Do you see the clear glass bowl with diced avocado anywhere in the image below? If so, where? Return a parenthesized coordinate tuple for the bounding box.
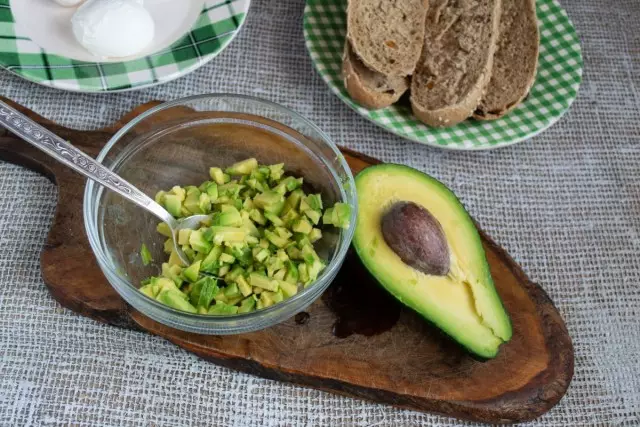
(139, 157, 352, 315)
(83, 94, 357, 334)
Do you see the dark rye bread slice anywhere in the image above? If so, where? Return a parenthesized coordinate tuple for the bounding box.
(411, 0, 502, 127)
(342, 43, 410, 109)
(474, 0, 539, 120)
(347, 0, 428, 77)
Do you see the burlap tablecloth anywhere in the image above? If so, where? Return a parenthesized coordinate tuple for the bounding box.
(1, 0, 639, 425)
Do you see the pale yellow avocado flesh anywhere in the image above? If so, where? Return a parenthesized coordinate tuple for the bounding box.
(353, 164, 512, 358)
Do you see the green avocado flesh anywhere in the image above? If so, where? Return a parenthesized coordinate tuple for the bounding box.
(353, 164, 512, 358)
(139, 158, 352, 316)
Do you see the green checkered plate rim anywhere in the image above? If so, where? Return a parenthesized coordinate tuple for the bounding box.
(0, 0, 249, 92)
(303, 0, 583, 150)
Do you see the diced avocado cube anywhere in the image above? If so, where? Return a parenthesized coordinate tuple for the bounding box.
(246, 178, 264, 192)
(163, 238, 174, 254)
(292, 218, 313, 235)
(219, 253, 235, 264)
(164, 194, 183, 217)
(213, 196, 230, 205)
(286, 245, 302, 260)
(226, 295, 244, 306)
(273, 176, 301, 195)
(305, 194, 323, 211)
(212, 207, 242, 227)
(266, 257, 284, 277)
(199, 193, 211, 213)
(238, 296, 257, 313)
(156, 222, 172, 238)
(253, 191, 283, 210)
(156, 289, 197, 313)
(209, 167, 230, 185)
(299, 198, 311, 213)
(183, 188, 202, 213)
(309, 228, 322, 243)
(284, 261, 299, 284)
(218, 265, 230, 277)
(218, 183, 244, 198)
(241, 214, 260, 237)
(189, 230, 212, 254)
(224, 283, 241, 298)
(201, 245, 223, 272)
(274, 227, 292, 240)
(208, 301, 239, 315)
(268, 163, 284, 181)
(196, 277, 219, 309)
(205, 182, 218, 201)
(236, 275, 252, 296)
(259, 239, 270, 249)
(183, 246, 196, 262)
(298, 263, 309, 283)
(264, 212, 284, 226)
(169, 186, 186, 201)
(152, 277, 180, 293)
(253, 248, 270, 263)
(280, 209, 300, 227)
(253, 287, 263, 295)
(139, 284, 156, 298)
(272, 290, 284, 303)
(198, 306, 208, 314)
(265, 230, 288, 248)
(182, 260, 201, 282)
(226, 158, 258, 175)
(168, 249, 185, 267)
(304, 209, 321, 225)
(294, 233, 312, 248)
(249, 209, 267, 225)
(162, 263, 183, 286)
(273, 269, 286, 281)
(307, 259, 325, 282)
(301, 244, 319, 265)
(209, 226, 246, 245)
(281, 189, 304, 216)
(243, 198, 254, 210)
(334, 203, 352, 228)
(323, 207, 334, 225)
(276, 249, 289, 262)
(259, 291, 275, 308)
(155, 190, 166, 204)
(278, 280, 298, 298)
(225, 266, 243, 282)
(249, 273, 279, 291)
(263, 200, 285, 215)
(178, 229, 192, 246)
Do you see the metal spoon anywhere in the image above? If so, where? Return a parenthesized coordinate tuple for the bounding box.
(0, 100, 207, 266)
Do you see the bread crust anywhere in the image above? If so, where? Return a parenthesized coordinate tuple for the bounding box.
(343, 44, 409, 110)
(473, 0, 539, 120)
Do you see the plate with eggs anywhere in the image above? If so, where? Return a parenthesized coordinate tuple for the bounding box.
(0, 0, 250, 92)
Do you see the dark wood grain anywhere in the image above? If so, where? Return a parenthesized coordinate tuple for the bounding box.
(0, 97, 573, 424)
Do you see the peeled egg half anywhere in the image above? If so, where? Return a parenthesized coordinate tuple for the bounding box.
(71, 0, 155, 58)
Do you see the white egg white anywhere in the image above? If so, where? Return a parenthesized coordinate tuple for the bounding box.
(71, 0, 155, 58)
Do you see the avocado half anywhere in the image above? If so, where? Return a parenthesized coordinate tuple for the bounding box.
(353, 164, 512, 358)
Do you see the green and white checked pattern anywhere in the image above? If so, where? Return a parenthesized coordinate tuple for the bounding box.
(304, 0, 583, 150)
(0, 0, 249, 92)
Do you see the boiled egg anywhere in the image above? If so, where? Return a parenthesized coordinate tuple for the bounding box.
(71, 0, 155, 58)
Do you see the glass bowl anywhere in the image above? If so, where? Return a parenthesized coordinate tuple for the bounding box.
(83, 94, 357, 334)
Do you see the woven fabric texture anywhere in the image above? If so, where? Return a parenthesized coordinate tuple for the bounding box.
(1, 0, 639, 425)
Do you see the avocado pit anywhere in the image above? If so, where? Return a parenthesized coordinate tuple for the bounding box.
(381, 201, 450, 276)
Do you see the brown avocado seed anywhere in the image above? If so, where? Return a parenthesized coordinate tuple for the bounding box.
(381, 202, 450, 276)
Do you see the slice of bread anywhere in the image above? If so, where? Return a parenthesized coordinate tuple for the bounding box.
(347, 0, 428, 77)
(410, 0, 502, 127)
(343, 43, 410, 109)
(474, 0, 539, 120)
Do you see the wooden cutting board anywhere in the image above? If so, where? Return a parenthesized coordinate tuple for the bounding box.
(0, 98, 573, 424)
